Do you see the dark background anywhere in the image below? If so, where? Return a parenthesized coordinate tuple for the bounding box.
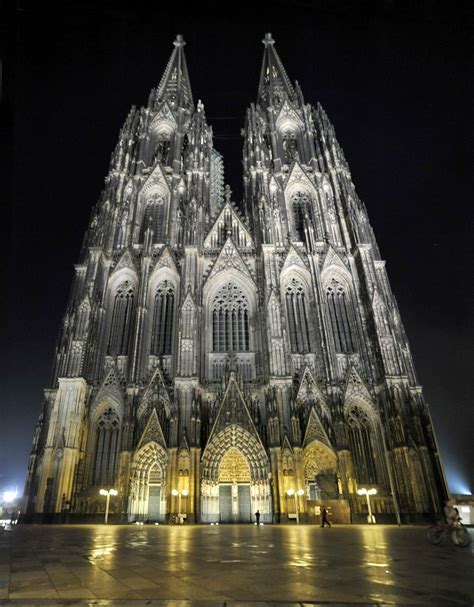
(1, 1, 472, 497)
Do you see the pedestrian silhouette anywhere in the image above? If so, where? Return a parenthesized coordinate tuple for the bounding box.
(320, 505, 331, 527)
(255, 510, 261, 525)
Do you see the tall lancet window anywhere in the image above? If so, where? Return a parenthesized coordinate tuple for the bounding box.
(151, 281, 175, 356)
(346, 405, 378, 485)
(154, 134, 171, 165)
(141, 194, 165, 244)
(212, 283, 250, 352)
(285, 277, 311, 353)
(291, 190, 313, 247)
(108, 281, 135, 355)
(92, 407, 121, 486)
(282, 131, 298, 161)
(326, 278, 355, 353)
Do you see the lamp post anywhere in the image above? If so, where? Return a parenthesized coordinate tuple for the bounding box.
(172, 488, 188, 523)
(357, 488, 377, 523)
(99, 489, 118, 524)
(287, 489, 305, 524)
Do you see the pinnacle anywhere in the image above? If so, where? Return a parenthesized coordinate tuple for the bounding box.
(263, 32, 275, 46)
(174, 34, 186, 47)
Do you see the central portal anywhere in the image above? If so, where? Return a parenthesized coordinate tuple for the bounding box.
(218, 448, 251, 523)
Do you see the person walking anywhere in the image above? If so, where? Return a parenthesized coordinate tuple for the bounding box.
(255, 510, 261, 525)
(320, 505, 331, 527)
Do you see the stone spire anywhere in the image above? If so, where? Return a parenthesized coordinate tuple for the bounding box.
(156, 34, 194, 108)
(258, 33, 294, 105)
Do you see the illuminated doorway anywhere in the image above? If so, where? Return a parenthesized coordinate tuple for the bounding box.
(218, 448, 251, 523)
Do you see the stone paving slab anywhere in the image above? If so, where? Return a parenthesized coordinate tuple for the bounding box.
(0, 524, 472, 606)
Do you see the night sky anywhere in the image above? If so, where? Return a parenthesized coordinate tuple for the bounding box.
(2, 1, 472, 496)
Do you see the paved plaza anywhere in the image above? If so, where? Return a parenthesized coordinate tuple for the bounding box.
(0, 524, 472, 606)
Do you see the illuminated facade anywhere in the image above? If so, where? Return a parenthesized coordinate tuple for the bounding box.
(22, 34, 447, 524)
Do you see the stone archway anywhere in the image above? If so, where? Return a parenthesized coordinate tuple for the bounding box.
(303, 440, 338, 500)
(201, 425, 272, 523)
(128, 441, 168, 522)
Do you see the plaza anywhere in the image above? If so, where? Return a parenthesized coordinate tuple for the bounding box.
(0, 524, 472, 606)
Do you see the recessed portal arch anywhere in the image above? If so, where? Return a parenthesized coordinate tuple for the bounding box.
(128, 441, 168, 522)
(303, 440, 338, 500)
(201, 425, 272, 523)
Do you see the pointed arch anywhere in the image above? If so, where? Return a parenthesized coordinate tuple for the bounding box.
(201, 425, 270, 482)
(147, 264, 179, 360)
(211, 282, 250, 352)
(151, 280, 175, 355)
(89, 401, 122, 486)
(303, 439, 338, 500)
(204, 269, 257, 357)
(140, 191, 167, 243)
(107, 278, 136, 356)
(128, 441, 169, 522)
(281, 274, 311, 354)
(322, 269, 357, 354)
(345, 401, 379, 485)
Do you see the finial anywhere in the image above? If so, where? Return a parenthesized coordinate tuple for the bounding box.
(224, 184, 232, 203)
(174, 34, 185, 47)
(263, 32, 275, 46)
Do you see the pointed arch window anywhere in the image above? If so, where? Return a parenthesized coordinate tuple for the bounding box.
(285, 277, 311, 353)
(291, 190, 313, 246)
(282, 130, 298, 161)
(108, 281, 135, 355)
(141, 193, 165, 244)
(212, 283, 249, 352)
(326, 278, 355, 353)
(154, 132, 171, 165)
(346, 405, 378, 484)
(151, 280, 175, 356)
(92, 407, 121, 486)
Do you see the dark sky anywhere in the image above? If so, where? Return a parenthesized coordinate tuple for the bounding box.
(1, 1, 472, 496)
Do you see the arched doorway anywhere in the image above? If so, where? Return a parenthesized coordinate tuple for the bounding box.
(218, 447, 251, 523)
(201, 425, 272, 523)
(128, 442, 168, 522)
(303, 440, 338, 500)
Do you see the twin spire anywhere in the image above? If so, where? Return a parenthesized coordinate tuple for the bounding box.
(157, 34, 194, 107)
(157, 33, 295, 109)
(258, 33, 295, 104)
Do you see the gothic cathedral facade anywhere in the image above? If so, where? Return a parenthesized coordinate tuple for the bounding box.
(22, 34, 447, 524)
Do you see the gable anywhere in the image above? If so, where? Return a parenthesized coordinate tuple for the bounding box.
(295, 367, 330, 418)
(321, 245, 349, 276)
(275, 100, 305, 131)
(204, 238, 255, 286)
(303, 407, 332, 450)
(284, 162, 317, 195)
(90, 367, 124, 416)
(281, 245, 309, 275)
(344, 365, 374, 408)
(137, 366, 171, 419)
(137, 408, 167, 450)
(204, 203, 253, 249)
(140, 162, 171, 198)
(208, 372, 261, 445)
(110, 249, 138, 279)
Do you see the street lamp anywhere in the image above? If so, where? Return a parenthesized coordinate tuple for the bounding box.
(99, 489, 118, 524)
(357, 488, 377, 523)
(172, 488, 188, 523)
(287, 488, 305, 524)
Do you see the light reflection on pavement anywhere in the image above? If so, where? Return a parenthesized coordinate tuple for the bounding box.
(0, 523, 472, 605)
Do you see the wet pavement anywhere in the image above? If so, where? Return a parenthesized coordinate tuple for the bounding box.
(0, 524, 472, 606)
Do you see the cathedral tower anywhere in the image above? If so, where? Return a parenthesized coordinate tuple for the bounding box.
(22, 34, 447, 524)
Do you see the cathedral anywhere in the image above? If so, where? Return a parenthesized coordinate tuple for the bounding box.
(22, 34, 448, 524)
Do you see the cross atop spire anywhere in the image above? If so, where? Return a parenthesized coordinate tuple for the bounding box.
(263, 32, 275, 47)
(156, 34, 194, 108)
(258, 32, 294, 106)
